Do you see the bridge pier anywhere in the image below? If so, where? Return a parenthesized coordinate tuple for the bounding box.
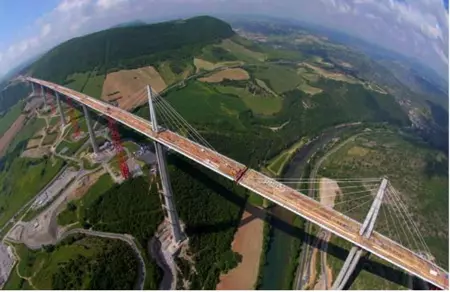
(331, 178, 388, 290)
(40, 84, 47, 107)
(148, 85, 185, 245)
(55, 92, 67, 127)
(31, 82, 35, 97)
(82, 104, 99, 154)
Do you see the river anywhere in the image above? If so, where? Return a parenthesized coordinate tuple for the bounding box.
(259, 126, 355, 290)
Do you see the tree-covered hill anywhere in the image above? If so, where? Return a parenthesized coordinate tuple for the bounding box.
(28, 16, 234, 84)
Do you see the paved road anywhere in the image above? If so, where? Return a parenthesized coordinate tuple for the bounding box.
(295, 133, 364, 289)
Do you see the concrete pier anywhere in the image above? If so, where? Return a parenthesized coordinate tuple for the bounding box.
(55, 92, 67, 127)
(148, 85, 184, 244)
(82, 104, 99, 154)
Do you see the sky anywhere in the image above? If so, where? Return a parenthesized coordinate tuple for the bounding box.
(0, 0, 448, 79)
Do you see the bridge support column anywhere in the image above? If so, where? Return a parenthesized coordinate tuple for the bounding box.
(40, 85, 47, 107)
(31, 83, 35, 96)
(148, 85, 184, 244)
(55, 92, 67, 127)
(332, 178, 388, 290)
(82, 104, 99, 154)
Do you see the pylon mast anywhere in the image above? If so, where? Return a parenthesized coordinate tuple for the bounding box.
(148, 85, 184, 244)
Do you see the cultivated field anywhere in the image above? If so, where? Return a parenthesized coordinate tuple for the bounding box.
(198, 68, 250, 83)
(101, 66, 167, 111)
(216, 209, 264, 290)
(0, 115, 26, 156)
(193, 58, 242, 72)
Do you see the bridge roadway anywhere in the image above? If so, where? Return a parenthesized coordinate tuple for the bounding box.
(26, 77, 448, 289)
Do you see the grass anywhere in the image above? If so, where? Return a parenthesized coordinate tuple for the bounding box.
(215, 85, 282, 115)
(83, 72, 105, 98)
(64, 72, 90, 92)
(57, 173, 115, 226)
(6, 117, 46, 154)
(123, 141, 140, 153)
(165, 81, 247, 131)
(0, 156, 65, 227)
(298, 82, 323, 95)
(56, 137, 88, 156)
(42, 132, 58, 145)
(3, 266, 25, 290)
(219, 39, 266, 62)
(319, 130, 448, 288)
(0, 100, 24, 137)
(251, 64, 301, 94)
(10, 235, 137, 289)
(158, 62, 178, 85)
(267, 137, 308, 176)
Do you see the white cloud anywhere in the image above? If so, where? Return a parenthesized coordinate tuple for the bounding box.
(96, 0, 129, 10)
(56, 0, 91, 12)
(40, 24, 52, 38)
(0, 0, 448, 79)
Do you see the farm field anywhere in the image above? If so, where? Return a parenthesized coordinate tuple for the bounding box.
(251, 65, 301, 94)
(215, 85, 282, 115)
(198, 68, 250, 83)
(101, 66, 167, 110)
(0, 101, 24, 137)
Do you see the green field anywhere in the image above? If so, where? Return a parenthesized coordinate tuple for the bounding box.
(165, 81, 247, 131)
(3, 264, 25, 290)
(83, 71, 105, 98)
(251, 65, 301, 94)
(42, 132, 58, 145)
(319, 131, 448, 289)
(123, 141, 140, 153)
(58, 173, 115, 226)
(56, 137, 88, 156)
(218, 38, 266, 62)
(64, 72, 90, 92)
(0, 101, 24, 137)
(215, 85, 282, 115)
(6, 117, 46, 154)
(0, 155, 65, 226)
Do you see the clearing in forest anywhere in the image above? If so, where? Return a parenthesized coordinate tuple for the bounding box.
(0, 114, 26, 156)
(298, 82, 322, 95)
(193, 58, 242, 72)
(101, 66, 167, 111)
(216, 209, 264, 290)
(199, 68, 250, 83)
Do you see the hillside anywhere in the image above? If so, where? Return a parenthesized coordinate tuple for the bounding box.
(29, 16, 234, 84)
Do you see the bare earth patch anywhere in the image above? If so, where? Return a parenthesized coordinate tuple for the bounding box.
(0, 114, 26, 156)
(347, 146, 370, 157)
(26, 138, 41, 149)
(198, 68, 249, 83)
(101, 66, 167, 111)
(21, 146, 51, 159)
(216, 209, 264, 290)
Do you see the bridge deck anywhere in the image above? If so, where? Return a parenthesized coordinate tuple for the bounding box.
(27, 77, 448, 289)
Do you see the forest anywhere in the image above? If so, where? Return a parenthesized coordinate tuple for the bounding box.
(29, 16, 234, 84)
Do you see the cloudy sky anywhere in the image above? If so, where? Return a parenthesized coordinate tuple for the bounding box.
(0, 0, 448, 79)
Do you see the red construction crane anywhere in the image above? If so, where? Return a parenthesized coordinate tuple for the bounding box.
(108, 117, 130, 180)
(66, 97, 80, 138)
(45, 88, 56, 114)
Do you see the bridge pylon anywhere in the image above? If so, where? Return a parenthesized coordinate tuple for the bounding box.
(147, 85, 185, 246)
(54, 91, 67, 127)
(331, 177, 388, 290)
(40, 84, 47, 108)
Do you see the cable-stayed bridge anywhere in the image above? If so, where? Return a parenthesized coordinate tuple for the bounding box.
(24, 76, 448, 290)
